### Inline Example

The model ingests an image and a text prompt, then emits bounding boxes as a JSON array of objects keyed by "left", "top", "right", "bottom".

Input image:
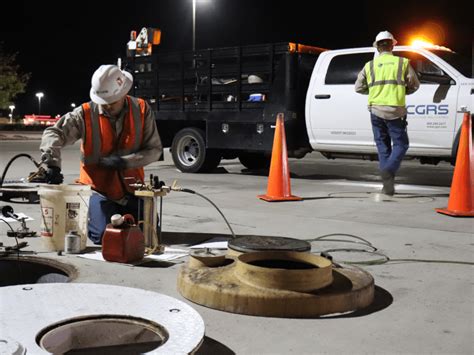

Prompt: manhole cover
[
  {"left": 1, "top": 284, "right": 205, "bottom": 354},
  {"left": 228, "top": 235, "right": 311, "bottom": 254}
]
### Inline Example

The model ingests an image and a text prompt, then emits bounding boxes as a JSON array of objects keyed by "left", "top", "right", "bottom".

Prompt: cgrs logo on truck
[{"left": 407, "top": 104, "right": 449, "bottom": 115}]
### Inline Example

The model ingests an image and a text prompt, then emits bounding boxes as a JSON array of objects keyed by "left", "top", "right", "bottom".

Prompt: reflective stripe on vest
[
  {"left": 82, "top": 102, "right": 101, "bottom": 165},
  {"left": 119, "top": 96, "right": 142, "bottom": 155},
  {"left": 365, "top": 54, "right": 408, "bottom": 107},
  {"left": 78, "top": 96, "right": 146, "bottom": 200},
  {"left": 81, "top": 96, "right": 144, "bottom": 164}
]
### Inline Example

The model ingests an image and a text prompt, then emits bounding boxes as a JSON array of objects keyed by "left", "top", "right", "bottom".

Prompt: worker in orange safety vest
[{"left": 40, "top": 65, "right": 162, "bottom": 244}]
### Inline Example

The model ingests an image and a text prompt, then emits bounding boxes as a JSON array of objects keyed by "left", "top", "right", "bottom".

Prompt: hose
[
  {"left": 304, "top": 233, "right": 474, "bottom": 266},
  {"left": 177, "top": 188, "right": 237, "bottom": 238},
  {"left": 0, "top": 153, "right": 41, "bottom": 189}
]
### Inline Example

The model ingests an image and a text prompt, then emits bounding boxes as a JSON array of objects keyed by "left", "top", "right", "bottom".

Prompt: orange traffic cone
[
  {"left": 258, "top": 113, "right": 302, "bottom": 202},
  {"left": 436, "top": 112, "right": 474, "bottom": 217}
]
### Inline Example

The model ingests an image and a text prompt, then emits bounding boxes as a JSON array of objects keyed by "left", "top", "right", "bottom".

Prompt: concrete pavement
[
  {"left": 0, "top": 144, "right": 472, "bottom": 354},
  {"left": 0, "top": 130, "right": 43, "bottom": 141}
]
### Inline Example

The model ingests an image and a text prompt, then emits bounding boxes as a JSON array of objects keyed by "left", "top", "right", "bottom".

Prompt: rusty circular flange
[
  {"left": 235, "top": 251, "right": 333, "bottom": 292},
  {"left": 178, "top": 251, "right": 374, "bottom": 318},
  {"left": 227, "top": 235, "right": 311, "bottom": 256}
]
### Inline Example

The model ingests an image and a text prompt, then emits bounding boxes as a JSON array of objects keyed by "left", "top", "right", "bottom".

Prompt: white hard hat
[
  {"left": 248, "top": 75, "right": 263, "bottom": 84},
  {"left": 90, "top": 65, "right": 133, "bottom": 105},
  {"left": 373, "top": 31, "right": 397, "bottom": 47}
]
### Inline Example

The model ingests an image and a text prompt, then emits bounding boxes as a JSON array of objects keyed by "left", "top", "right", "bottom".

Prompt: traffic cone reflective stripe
[
  {"left": 258, "top": 113, "right": 302, "bottom": 202},
  {"left": 436, "top": 112, "right": 474, "bottom": 217}
]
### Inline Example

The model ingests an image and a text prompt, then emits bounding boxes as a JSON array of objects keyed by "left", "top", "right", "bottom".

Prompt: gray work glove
[
  {"left": 99, "top": 155, "right": 126, "bottom": 170},
  {"left": 41, "top": 152, "right": 54, "bottom": 165},
  {"left": 46, "top": 166, "right": 64, "bottom": 184}
]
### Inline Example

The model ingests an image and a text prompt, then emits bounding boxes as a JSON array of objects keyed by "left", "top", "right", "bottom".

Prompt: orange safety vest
[{"left": 79, "top": 96, "right": 146, "bottom": 200}]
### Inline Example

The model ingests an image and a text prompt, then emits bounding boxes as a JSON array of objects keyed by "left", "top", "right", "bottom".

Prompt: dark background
[{"left": 1, "top": 0, "right": 472, "bottom": 116}]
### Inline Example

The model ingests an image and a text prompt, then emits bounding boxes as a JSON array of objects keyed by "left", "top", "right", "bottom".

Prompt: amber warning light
[{"left": 409, "top": 38, "right": 452, "bottom": 52}]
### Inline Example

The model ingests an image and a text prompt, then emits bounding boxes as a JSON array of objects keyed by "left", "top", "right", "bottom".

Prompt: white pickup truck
[
  {"left": 306, "top": 46, "right": 473, "bottom": 165},
  {"left": 128, "top": 42, "right": 472, "bottom": 172}
]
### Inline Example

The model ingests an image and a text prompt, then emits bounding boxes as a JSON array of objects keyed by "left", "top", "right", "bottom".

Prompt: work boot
[{"left": 380, "top": 170, "right": 395, "bottom": 196}]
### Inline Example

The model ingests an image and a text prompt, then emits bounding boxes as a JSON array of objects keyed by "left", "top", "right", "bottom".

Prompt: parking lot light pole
[
  {"left": 192, "top": 0, "right": 196, "bottom": 52},
  {"left": 36, "top": 92, "right": 44, "bottom": 114},
  {"left": 8, "top": 105, "right": 15, "bottom": 124},
  {"left": 192, "top": 0, "right": 210, "bottom": 52}
]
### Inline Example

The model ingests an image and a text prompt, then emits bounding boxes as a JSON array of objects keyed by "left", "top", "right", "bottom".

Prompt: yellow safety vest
[{"left": 365, "top": 53, "right": 409, "bottom": 107}]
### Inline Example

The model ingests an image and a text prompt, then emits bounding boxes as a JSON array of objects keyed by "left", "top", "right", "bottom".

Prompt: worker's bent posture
[{"left": 40, "top": 65, "right": 162, "bottom": 244}]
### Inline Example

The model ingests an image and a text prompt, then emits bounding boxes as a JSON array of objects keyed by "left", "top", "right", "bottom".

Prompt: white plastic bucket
[{"left": 38, "top": 184, "right": 92, "bottom": 252}]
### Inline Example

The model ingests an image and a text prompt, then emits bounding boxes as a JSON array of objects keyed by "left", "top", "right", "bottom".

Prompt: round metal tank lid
[{"left": 228, "top": 235, "right": 311, "bottom": 253}]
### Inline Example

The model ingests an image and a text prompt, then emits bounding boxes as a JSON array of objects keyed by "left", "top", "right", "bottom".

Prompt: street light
[
  {"left": 8, "top": 105, "right": 15, "bottom": 124},
  {"left": 192, "top": 0, "right": 210, "bottom": 52},
  {"left": 36, "top": 92, "right": 44, "bottom": 115},
  {"left": 192, "top": 0, "right": 196, "bottom": 51},
  {"left": 71, "top": 103, "right": 76, "bottom": 109}
]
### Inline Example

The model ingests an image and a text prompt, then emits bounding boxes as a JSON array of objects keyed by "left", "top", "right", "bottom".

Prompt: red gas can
[{"left": 102, "top": 214, "right": 145, "bottom": 263}]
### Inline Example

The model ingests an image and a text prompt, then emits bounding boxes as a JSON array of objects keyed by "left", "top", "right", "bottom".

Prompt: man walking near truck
[{"left": 355, "top": 31, "right": 420, "bottom": 195}]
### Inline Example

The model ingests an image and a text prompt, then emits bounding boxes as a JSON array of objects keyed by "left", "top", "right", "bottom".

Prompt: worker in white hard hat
[
  {"left": 355, "top": 31, "right": 420, "bottom": 195},
  {"left": 40, "top": 64, "right": 163, "bottom": 244}
]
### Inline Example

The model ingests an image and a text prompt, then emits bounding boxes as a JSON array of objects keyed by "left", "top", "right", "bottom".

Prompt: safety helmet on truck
[
  {"left": 248, "top": 74, "right": 264, "bottom": 84},
  {"left": 373, "top": 31, "right": 397, "bottom": 47}
]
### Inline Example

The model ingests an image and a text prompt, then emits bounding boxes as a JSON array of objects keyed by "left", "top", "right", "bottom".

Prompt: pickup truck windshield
[{"left": 430, "top": 50, "right": 472, "bottom": 78}]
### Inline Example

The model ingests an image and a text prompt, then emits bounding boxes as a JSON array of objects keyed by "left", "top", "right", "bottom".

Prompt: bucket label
[
  {"left": 66, "top": 202, "right": 81, "bottom": 231},
  {"left": 41, "top": 207, "right": 54, "bottom": 237}
]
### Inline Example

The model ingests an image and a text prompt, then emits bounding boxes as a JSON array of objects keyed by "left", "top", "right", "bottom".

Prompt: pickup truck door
[
  {"left": 306, "top": 51, "right": 375, "bottom": 152},
  {"left": 394, "top": 50, "right": 458, "bottom": 154}
]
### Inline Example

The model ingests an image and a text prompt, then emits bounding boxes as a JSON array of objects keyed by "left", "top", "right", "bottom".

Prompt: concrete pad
[{"left": 0, "top": 142, "right": 472, "bottom": 354}]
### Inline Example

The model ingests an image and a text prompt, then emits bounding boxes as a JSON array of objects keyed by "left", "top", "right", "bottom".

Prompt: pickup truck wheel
[
  {"left": 450, "top": 128, "right": 462, "bottom": 166},
  {"left": 171, "top": 128, "right": 221, "bottom": 173},
  {"left": 238, "top": 153, "right": 270, "bottom": 170}
]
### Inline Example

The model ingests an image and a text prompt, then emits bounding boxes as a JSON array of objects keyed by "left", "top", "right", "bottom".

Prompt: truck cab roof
[{"left": 325, "top": 46, "right": 471, "bottom": 79}]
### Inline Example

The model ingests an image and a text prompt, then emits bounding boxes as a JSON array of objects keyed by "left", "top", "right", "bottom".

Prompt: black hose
[
  {"left": 307, "top": 234, "right": 474, "bottom": 266},
  {"left": 0, "top": 153, "right": 41, "bottom": 189},
  {"left": 178, "top": 188, "right": 236, "bottom": 238}
]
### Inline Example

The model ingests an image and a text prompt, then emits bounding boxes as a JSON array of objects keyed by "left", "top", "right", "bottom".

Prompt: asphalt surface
[{"left": 0, "top": 136, "right": 472, "bottom": 354}]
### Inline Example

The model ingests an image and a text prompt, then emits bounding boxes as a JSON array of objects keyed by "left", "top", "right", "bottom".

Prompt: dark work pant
[
  {"left": 88, "top": 193, "right": 143, "bottom": 245},
  {"left": 370, "top": 113, "right": 409, "bottom": 175}
]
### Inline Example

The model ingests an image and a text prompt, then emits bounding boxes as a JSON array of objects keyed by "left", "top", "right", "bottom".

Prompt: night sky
[{"left": 2, "top": 0, "right": 472, "bottom": 116}]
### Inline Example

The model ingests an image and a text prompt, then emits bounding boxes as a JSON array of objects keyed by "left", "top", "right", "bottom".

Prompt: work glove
[
  {"left": 99, "top": 155, "right": 126, "bottom": 170},
  {"left": 45, "top": 166, "right": 64, "bottom": 184},
  {"left": 40, "top": 152, "right": 54, "bottom": 165}
]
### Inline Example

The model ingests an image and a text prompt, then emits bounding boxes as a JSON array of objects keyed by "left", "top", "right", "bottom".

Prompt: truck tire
[
  {"left": 238, "top": 153, "right": 270, "bottom": 170},
  {"left": 451, "top": 116, "right": 474, "bottom": 166},
  {"left": 171, "top": 128, "right": 221, "bottom": 173},
  {"left": 450, "top": 128, "right": 461, "bottom": 166}
]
